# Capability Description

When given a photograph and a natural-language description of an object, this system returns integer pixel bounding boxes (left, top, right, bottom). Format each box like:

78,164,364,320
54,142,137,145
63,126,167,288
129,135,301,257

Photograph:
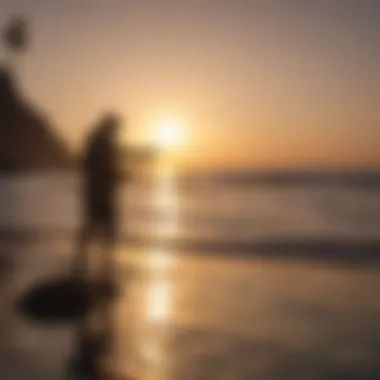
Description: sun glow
153,118,186,150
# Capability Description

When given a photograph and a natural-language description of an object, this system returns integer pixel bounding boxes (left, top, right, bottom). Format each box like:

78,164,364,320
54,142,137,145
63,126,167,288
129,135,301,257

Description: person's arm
124,146,158,164
116,145,158,183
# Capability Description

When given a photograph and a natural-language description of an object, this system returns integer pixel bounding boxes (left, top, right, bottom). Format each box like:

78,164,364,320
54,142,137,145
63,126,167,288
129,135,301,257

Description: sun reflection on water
139,170,179,377
147,272,172,323
151,170,179,240
146,170,178,323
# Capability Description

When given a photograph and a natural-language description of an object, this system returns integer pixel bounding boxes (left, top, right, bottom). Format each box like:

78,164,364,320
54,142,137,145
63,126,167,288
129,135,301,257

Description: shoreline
0,227,379,264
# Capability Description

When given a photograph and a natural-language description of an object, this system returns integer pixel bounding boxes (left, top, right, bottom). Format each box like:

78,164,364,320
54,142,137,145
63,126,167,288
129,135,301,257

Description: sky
0,0,379,170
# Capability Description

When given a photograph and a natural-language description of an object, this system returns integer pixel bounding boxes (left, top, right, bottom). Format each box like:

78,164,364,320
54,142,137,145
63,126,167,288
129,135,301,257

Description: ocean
0,170,379,251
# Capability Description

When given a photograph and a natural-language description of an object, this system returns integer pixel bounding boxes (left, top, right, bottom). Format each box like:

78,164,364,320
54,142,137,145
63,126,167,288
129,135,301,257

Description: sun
153,118,185,150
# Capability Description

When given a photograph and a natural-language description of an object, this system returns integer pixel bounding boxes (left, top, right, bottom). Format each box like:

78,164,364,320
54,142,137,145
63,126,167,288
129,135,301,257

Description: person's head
96,111,123,143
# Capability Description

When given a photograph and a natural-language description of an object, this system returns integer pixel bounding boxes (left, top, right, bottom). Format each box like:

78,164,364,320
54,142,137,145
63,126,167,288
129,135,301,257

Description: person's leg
100,212,118,296
73,219,94,283
104,218,116,286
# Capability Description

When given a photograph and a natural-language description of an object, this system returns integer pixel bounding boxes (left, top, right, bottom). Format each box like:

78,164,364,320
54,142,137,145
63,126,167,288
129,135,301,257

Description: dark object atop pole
3,16,28,53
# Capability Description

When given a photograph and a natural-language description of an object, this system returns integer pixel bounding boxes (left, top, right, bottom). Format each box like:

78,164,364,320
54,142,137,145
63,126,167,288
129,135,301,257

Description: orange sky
1,1,380,170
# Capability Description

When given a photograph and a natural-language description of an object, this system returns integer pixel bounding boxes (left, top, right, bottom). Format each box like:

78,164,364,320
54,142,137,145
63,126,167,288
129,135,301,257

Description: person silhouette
73,112,123,292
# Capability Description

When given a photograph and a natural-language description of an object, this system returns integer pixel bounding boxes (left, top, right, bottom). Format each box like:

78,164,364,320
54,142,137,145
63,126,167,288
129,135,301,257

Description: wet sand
0,238,380,379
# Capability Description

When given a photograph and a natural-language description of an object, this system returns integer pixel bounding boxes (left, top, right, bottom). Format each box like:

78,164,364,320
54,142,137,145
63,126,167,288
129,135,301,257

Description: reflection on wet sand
136,249,174,380
147,265,172,323
2,232,380,379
